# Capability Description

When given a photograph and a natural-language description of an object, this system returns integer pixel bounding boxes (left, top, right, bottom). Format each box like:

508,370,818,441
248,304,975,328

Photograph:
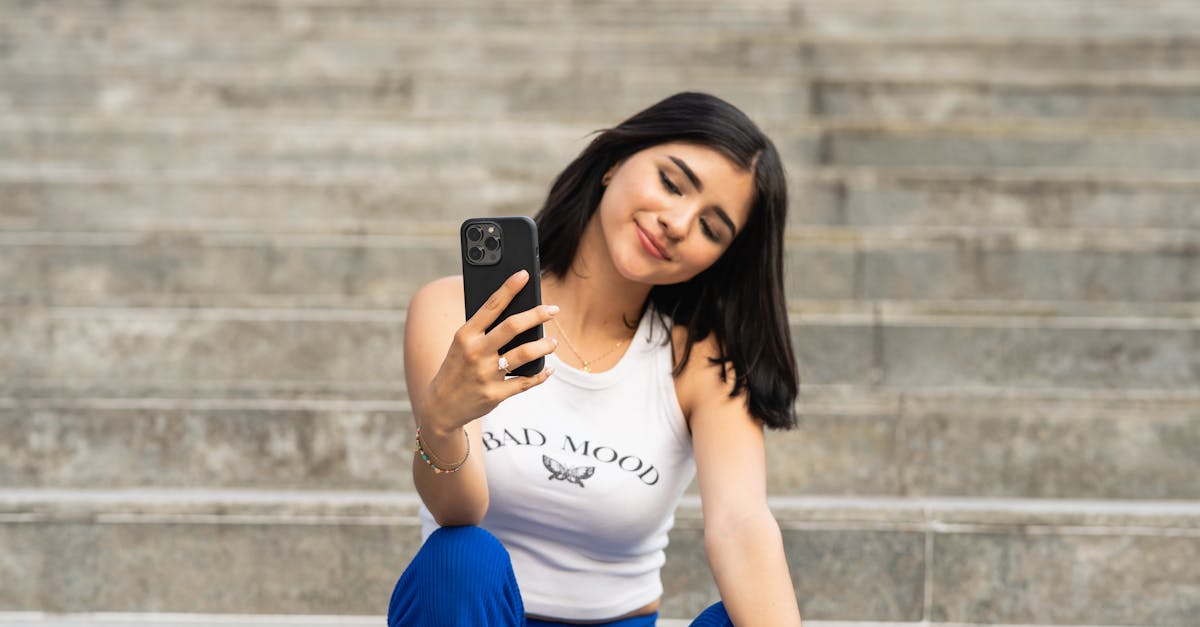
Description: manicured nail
546,304,560,315
550,338,559,346
545,366,555,376
516,269,529,279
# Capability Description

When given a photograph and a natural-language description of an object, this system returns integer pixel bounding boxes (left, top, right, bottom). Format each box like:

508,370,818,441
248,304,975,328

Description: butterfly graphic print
542,455,595,488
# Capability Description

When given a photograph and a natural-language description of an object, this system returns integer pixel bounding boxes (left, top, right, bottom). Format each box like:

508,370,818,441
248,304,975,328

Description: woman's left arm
686,338,803,626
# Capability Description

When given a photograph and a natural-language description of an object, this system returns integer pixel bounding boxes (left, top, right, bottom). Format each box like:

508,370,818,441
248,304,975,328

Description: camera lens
467,246,484,262
484,236,500,251
466,226,483,242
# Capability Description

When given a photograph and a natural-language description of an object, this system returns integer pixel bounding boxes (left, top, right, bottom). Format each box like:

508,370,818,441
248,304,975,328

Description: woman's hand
420,270,559,435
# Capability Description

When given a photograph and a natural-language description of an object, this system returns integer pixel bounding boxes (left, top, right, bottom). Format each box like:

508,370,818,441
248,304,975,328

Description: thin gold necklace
550,318,630,373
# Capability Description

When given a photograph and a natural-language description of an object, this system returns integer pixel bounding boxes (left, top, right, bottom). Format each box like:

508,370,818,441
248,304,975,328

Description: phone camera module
464,221,503,266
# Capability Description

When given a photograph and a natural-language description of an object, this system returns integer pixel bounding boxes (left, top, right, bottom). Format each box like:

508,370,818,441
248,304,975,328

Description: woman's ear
601,160,623,187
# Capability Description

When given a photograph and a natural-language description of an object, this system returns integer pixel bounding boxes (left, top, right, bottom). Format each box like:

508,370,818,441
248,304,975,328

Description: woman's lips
636,225,670,260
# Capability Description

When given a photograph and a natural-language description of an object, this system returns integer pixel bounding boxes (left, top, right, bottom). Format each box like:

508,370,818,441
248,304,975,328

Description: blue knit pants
388,526,733,627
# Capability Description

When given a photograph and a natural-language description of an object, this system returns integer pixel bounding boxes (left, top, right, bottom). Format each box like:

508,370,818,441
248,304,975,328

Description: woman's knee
395,525,518,599
424,525,506,553
420,525,510,576
389,526,523,626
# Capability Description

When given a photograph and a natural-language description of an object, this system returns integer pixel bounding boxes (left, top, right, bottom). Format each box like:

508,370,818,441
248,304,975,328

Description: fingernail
550,338,558,347
546,305,560,315
517,269,529,279
545,366,556,376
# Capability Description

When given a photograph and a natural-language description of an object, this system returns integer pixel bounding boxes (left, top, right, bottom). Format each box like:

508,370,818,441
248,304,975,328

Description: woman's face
595,141,756,286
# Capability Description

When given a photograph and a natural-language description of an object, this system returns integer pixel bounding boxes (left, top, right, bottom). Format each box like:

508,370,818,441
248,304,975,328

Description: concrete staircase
2,1,1198,625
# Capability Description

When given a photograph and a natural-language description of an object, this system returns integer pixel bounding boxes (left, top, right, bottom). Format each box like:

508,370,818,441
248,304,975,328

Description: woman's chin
623,268,690,288
613,254,669,285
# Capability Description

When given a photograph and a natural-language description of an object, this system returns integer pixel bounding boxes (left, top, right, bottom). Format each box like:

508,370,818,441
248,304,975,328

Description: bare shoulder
413,275,464,305
670,323,739,422
409,275,466,326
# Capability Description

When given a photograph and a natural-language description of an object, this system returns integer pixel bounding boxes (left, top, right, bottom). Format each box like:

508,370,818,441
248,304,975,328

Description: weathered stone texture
3,0,1200,622
932,531,1200,624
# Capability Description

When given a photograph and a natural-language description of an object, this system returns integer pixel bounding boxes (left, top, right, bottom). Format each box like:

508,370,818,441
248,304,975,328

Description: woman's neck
541,272,647,343
541,223,650,344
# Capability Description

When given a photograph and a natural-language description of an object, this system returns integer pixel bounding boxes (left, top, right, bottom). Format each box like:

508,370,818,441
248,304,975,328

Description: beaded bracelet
415,426,470,474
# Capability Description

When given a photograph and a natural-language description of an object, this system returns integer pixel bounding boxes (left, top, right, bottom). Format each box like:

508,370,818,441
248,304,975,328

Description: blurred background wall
1,1,1198,625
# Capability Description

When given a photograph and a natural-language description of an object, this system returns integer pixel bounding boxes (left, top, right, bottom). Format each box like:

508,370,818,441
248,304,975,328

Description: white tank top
419,306,696,621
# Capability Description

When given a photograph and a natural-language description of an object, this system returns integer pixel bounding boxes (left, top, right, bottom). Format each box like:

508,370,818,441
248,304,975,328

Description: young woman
391,92,802,626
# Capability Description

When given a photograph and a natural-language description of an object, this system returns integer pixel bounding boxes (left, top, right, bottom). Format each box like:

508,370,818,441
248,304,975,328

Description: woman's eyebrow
668,154,738,236
713,207,737,237
668,155,703,192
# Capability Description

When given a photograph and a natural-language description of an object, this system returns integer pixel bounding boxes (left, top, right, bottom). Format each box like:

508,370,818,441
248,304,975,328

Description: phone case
460,216,544,377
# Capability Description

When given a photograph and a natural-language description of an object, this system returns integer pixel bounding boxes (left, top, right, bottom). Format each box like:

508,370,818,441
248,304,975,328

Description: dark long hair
535,92,798,430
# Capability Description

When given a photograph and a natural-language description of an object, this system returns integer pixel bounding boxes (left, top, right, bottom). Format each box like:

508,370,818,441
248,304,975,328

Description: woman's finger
497,362,557,396
484,303,559,354
464,270,529,335
498,337,558,377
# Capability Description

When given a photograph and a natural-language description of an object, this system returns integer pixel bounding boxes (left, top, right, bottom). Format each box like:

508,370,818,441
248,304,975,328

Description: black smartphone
460,216,544,377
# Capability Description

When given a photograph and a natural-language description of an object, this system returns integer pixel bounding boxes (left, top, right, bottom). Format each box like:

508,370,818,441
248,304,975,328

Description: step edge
4,488,1200,516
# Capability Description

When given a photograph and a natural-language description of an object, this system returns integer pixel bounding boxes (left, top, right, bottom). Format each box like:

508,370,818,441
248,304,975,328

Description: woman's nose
657,205,695,241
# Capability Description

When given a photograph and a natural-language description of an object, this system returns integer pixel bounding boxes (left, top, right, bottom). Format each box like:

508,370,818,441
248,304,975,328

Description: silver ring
498,356,511,374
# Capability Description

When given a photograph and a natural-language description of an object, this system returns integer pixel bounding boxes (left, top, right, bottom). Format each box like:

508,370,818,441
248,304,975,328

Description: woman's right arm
403,270,558,526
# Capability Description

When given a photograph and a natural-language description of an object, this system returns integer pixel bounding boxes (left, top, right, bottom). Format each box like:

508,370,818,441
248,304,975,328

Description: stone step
8,0,1200,38
0,67,812,122
787,226,1199,302
6,3,1200,116
0,116,623,183
7,64,1200,124
811,77,1200,124
798,168,1200,230
2,0,804,36
3,300,1196,395
821,124,1200,171
9,56,1200,124
6,25,1200,89
0,489,1197,624
9,75,1200,132
0,615,382,627
9,79,1200,130
10,116,1200,177
0,174,566,234
807,38,1200,80
2,306,1196,393
0,115,819,185
5,168,1200,233
7,2,1200,60
769,388,1200,500
2,226,1195,307
0,24,806,79
3,388,1198,500
798,0,1200,38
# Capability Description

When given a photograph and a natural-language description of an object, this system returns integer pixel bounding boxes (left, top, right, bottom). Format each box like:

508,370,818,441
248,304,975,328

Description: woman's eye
700,218,720,243
659,170,682,196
